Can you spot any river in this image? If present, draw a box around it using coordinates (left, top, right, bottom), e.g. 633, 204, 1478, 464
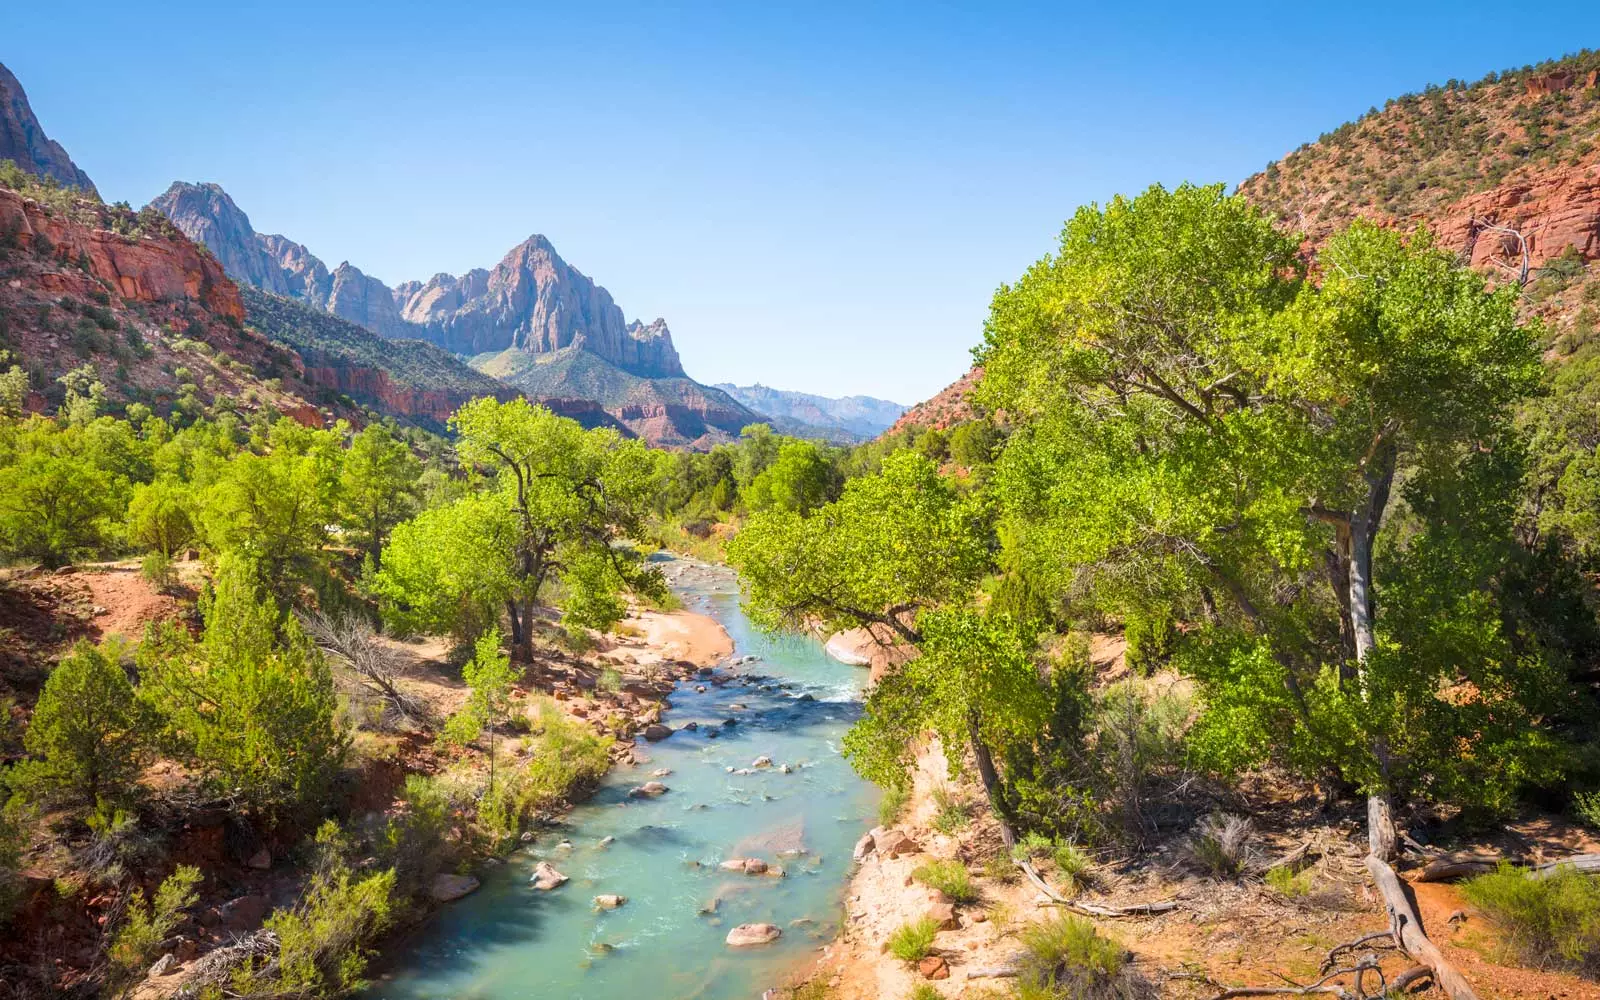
366, 555, 877, 1000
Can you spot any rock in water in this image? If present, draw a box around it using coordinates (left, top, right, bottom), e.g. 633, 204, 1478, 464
642, 723, 673, 741
852, 832, 875, 861
725, 923, 782, 947
530, 862, 569, 891
430, 874, 481, 903
629, 781, 669, 797
593, 894, 627, 909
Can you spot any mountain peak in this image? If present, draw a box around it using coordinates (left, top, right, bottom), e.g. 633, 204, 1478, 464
0, 61, 96, 195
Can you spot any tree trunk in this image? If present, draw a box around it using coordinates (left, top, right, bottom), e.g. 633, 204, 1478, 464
968, 714, 1016, 849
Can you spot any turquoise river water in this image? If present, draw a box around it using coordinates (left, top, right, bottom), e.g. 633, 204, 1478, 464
366, 556, 877, 1000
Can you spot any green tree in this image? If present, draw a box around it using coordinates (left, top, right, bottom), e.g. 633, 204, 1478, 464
433, 398, 662, 659
372, 492, 519, 643
0, 448, 121, 566
197, 420, 341, 594
338, 423, 421, 570
443, 630, 517, 790
138, 557, 348, 815
7, 639, 146, 807
729, 450, 987, 642
980, 184, 1555, 845
125, 479, 196, 557
744, 438, 836, 514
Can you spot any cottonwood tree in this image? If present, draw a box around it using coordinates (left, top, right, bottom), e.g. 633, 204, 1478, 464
730, 452, 1048, 841
379, 399, 662, 661
980, 183, 1551, 999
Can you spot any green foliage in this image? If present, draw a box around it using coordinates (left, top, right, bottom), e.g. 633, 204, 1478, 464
138, 556, 347, 815
126, 478, 196, 556
1051, 841, 1092, 891
337, 422, 420, 569
245, 822, 395, 997
0, 432, 123, 566
1573, 789, 1600, 830
476, 699, 611, 848
728, 450, 989, 639
930, 786, 972, 834
1189, 813, 1253, 877
886, 916, 940, 962
980, 184, 1563, 812
443, 631, 516, 791
1264, 865, 1312, 898
377, 774, 460, 902
1462, 863, 1600, 971
877, 784, 909, 827
912, 858, 979, 904
744, 438, 837, 514
106, 865, 201, 995
1016, 914, 1150, 1000
7, 639, 145, 807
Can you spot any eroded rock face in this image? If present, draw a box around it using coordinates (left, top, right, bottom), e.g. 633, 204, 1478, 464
725, 922, 782, 947
0, 62, 96, 194
0, 189, 243, 322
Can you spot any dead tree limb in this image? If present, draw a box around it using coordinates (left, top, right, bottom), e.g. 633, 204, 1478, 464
1016, 859, 1179, 917
1365, 853, 1478, 1000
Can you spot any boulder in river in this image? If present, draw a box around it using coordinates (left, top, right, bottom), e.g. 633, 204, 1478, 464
430, 874, 481, 903
726, 923, 782, 947
852, 832, 875, 861
642, 723, 673, 741
719, 857, 770, 875
593, 894, 627, 909
751, 755, 773, 768
630, 781, 669, 798
530, 862, 569, 890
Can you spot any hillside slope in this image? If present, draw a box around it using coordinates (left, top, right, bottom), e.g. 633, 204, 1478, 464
241, 287, 516, 429
898, 51, 1600, 434
0, 61, 95, 195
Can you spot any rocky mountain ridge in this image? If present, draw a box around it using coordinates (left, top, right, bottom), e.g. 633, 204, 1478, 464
150, 182, 687, 377
713, 383, 905, 442
0, 62, 96, 195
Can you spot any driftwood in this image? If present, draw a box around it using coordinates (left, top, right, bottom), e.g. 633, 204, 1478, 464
1415, 850, 1600, 883
1015, 859, 1179, 917
1207, 961, 1386, 1000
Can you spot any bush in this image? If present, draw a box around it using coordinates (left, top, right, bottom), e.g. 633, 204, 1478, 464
930, 786, 972, 834
476, 700, 611, 847
377, 775, 460, 902
886, 916, 940, 962
140, 550, 177, 591
1017, 914, 1152, 1000
1462, 863, 1600, 971
1264, 865, 1313, 898
7, 639, 146, 807
106, 866, 202, 994
1573, 789, 1600, 830
877, 784, 908, 827
1189, 813, 1253, 877
913, 859, 979, 904
1052, 841, 1093, 891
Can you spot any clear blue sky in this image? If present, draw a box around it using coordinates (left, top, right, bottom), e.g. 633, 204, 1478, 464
7, 2, 1597, 403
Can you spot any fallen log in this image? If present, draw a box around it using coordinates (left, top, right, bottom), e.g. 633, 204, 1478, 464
1413, 850, 1600, 883
1015, 859, 1179, 917
1531, 853, 1600, 880
1365, 852, 1477, 1000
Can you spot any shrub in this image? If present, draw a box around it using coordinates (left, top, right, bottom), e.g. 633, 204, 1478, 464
106, 865, 202, 994
1573, 789, 1600, 830
930, 786, 972, 834
7, 639, 146, 807
1189, 813, 1253, 877
377, 775, 460, 903
1264, 865, 1313, 898
1052, 841, 1093, 891
908, 986, 940, 1000
886, 916, 940, 962
1462, 863, 1600, 971
140, 550, 177, 592
476, 700, 611, 847
1017, 914, 1152, 1000
913, 859, 979, 904
877, 784, 908, 827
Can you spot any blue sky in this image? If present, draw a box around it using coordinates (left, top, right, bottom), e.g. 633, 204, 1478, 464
7, 2, 1598, 402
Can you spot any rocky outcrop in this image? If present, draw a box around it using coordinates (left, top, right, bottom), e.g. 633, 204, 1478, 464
1436, 166, 1600, 272
327, 261, 412, 338
149, 182, 288, 295
0, 188, 241, 320
0, 63, 95, 194
297, 364, 480, 424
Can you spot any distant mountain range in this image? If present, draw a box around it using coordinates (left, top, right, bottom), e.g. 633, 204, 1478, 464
713, 383, 904, 442
149, 181, 754, 447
